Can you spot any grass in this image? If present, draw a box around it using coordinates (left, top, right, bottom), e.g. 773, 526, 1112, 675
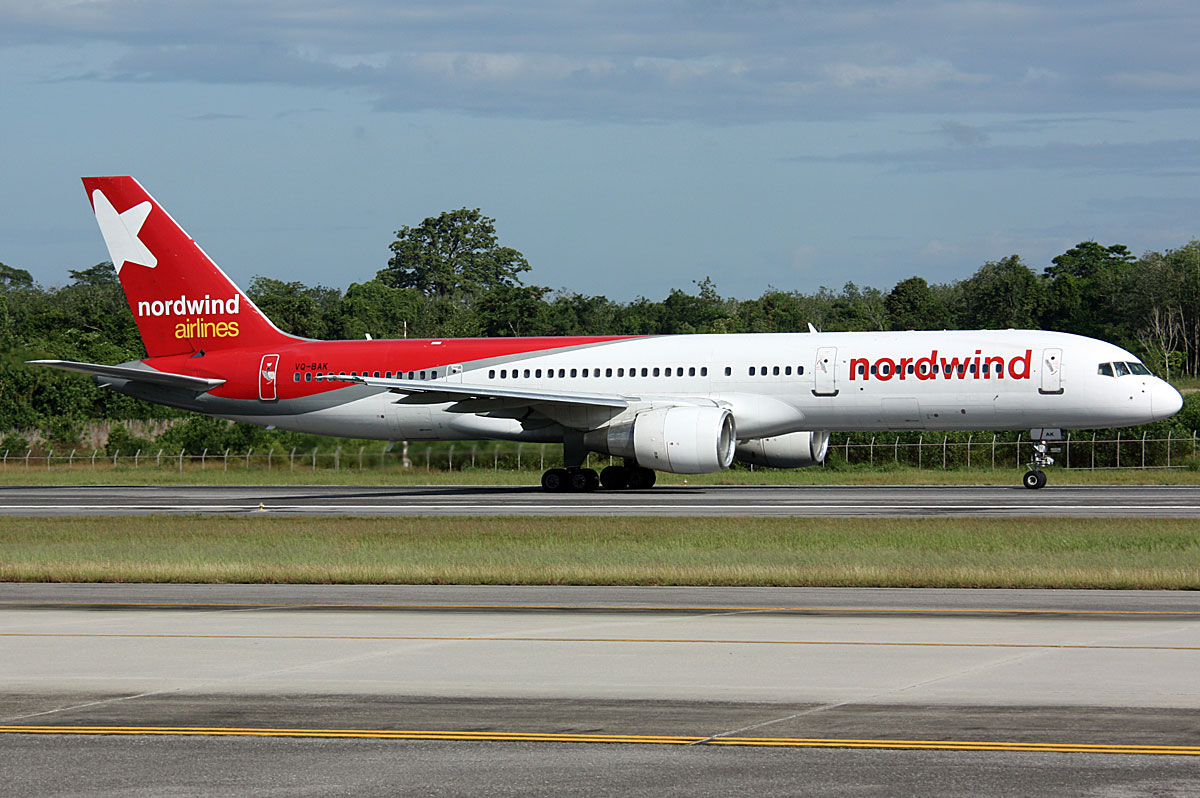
1, 463, 1199, 487
2, 515, 1198, 589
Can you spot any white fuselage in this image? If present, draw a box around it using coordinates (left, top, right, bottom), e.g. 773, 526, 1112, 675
228, 329, 1182, 443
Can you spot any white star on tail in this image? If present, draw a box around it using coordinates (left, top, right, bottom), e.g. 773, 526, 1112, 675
92, 189, 157, 273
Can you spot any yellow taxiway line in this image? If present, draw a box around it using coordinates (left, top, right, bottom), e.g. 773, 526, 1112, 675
0, 725, 1197, 756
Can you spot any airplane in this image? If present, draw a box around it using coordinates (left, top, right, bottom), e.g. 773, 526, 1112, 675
30, 176, 1184, 491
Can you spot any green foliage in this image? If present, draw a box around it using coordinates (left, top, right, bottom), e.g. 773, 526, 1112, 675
377, 208, 532, 299
1, 431, 29, 454
155, 414, 270, 455
247, 278, 341, 339
959, 255, 1044, 329
105, 423, 156, 456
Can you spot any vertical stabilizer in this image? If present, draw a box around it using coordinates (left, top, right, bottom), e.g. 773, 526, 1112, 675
82, 176, 298, 358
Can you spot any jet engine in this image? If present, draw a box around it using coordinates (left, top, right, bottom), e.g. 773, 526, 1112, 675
584, 406, 736, 474
734, 430, 829, 469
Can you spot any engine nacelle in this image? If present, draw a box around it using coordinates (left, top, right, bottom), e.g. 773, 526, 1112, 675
734, 430, 829, 469
584, 406, 736, 474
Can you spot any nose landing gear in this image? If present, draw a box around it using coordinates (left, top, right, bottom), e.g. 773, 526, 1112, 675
1022, 439, 1054, 489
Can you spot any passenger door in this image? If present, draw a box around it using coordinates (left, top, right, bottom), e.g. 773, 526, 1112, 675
813, 347, 838, 396
1039, 348, 1063, 395
258, 354, 279, 401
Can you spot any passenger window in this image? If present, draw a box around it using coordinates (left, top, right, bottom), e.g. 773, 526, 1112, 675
724, 366, 731, 376
749, 366, 756, 376
582, 368, 589, 377
653, 367, 660, 377
374, 371, 381, 378
665, 367, 672, 377
293, 373, 299, 382
571, 368, 578, 378
606, 368, 613, 377
785, 366, 792, 376
1114, 362, 1130, 377
420, 371, 426, 380
700, 367, 708, 376
689, 367, 696, 376
304, 372, 312, 382
385, 372, 392, 379
524, 369, 531, 378
760, 365, 767, 375
773, 366, 780, 376
1097, 363, 1113, 377
559, 369, 565, 378
500, 369, 507, 379
641, 368, 648, 377
535, 369, 542, 378
618, 368, 625, 377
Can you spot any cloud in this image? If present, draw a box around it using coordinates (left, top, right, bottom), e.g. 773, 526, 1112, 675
5, 0, 1200, 122
939, 120, 990, 147
789, 139, 1200, 177
189, 112, 246, 121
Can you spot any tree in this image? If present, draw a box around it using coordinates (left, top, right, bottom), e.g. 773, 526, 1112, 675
0, 263, 32, 289
885, 276, 950, 330
332, 280, 423, 340
247, 278, 341, 339
377, 208, 532, 298
959, 256, 1045, 330
1041, 241, 1135, 340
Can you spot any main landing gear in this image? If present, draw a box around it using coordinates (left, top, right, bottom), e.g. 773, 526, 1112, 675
540, 464, 657, 492
541, 434, 657, 492
1022, 439, 1054, 490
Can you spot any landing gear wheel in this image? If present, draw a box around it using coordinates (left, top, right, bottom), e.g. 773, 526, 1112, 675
599, 465, 630, 490
541, 468, 570, 492
626, 467, 657, 489
569, 468, 600, 493
1022, 469, 1047, 490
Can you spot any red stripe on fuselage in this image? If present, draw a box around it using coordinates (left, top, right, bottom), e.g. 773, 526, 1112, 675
143, 335, 647, 400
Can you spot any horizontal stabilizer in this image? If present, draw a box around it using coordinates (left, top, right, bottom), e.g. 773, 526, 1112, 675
27, 360, 225, 392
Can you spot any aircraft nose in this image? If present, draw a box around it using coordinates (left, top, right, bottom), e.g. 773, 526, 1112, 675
1152, 380, 1184, 420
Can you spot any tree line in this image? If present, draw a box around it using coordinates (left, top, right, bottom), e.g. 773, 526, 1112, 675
1, 206, 1198, 443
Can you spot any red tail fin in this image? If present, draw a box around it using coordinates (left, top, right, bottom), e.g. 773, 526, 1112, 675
82, 176, 299, 358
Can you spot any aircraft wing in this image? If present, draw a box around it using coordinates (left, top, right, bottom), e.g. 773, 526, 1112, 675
333, 374, 630, 409
28, 359, 226, 392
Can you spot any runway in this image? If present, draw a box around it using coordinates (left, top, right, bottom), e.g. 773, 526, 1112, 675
2, 483, 1199, 517
3, 585, 1199, 796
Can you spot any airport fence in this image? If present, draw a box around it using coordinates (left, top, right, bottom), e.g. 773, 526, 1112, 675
2, 431, 1197, 473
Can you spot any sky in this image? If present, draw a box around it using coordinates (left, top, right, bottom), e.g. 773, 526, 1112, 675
2, 0, 1199, 302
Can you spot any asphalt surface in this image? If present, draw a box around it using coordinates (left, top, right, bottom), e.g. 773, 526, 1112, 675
2, 483, 1199, 517
2, 585, 1199, 796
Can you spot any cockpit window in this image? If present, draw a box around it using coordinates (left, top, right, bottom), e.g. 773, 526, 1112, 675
1099, 361, 1155, 377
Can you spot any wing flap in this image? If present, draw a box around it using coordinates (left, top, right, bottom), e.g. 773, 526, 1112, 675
328, 374, 629, 409
28, 360, 225, 392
